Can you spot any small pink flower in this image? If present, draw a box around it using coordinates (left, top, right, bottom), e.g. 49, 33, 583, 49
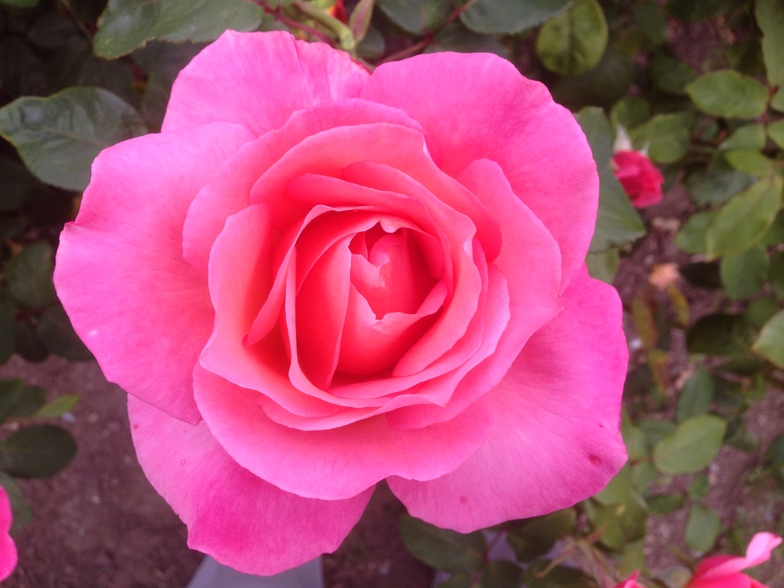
688, 532, 782, 588
611, 150, 664, 208
0, 487, 17, 582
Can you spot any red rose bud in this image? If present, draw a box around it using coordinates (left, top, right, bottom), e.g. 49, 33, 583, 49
611, 150, 664, 208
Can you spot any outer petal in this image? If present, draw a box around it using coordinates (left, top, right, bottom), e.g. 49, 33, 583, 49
360, 52, 598, 291
55, 123, 254, 424
193, 366, 494, 500
691, 533, 782, 586
128, 396, 373, 576
0, 487, 16, 582
163, 31, 369, 135
388, 273, 627, 531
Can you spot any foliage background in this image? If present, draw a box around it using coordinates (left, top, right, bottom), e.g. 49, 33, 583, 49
1, 0, 783, 586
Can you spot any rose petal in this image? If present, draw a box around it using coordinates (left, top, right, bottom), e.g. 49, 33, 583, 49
388, 272, 627, 531
55, 123, 254, 424
360, 51, 597, 291
163, 31, 368, 135
128, 396, 372, 576
693, 533, 783, 583
182, 98, 425, 275
193, 367, 494, 500
385, 158, 562, 429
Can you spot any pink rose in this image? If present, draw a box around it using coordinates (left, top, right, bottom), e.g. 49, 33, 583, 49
689, 532, 782, 588
55, 31, 627, 574
618, 533, 782, 588
0, 487, 17, 581
611, 150, 664, 208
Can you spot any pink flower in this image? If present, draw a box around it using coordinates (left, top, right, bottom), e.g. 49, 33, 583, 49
689, 532, 782, 588
611, 150, 664, 208
55, 32, 627, 575
0, 487, 17, 581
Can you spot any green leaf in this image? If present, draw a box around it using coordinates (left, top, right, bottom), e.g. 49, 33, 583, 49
584, 496, 647, 550
649, 53, 695, 95
5, 241, 55, 309
687, 313, 751, 356
400, 515, 487, 574
551, 47, 634, 110
535, 0, 608, 75
621, 411, 649, 461
763, 211, 784, 246
94, 0, 263, 59
647, 493, 684, 514
376, 0, 451, 35
724, 150, 775, 177
4, 385, 46, 419
0, 159, 36, 212
676, 365, 714, 422
523, 561, 599, 588
686, 71, 769, 119
772, 87, 784, 113
576, 108, 645, 252
756, 0, 784, 86
685, 504, 721, 552
746, 298, 780, 329
639, 419, 677, 447
631, 462, 657, 493
32, 393, 79, 419
37, 304, 93, 361
594, 465, 632, 505
506, 509, 575, 562
0, 88, 147, 191
720, 246, 768, 300
685, 167, 753, 206
585, 248, 619, 284
629, 113, 693, 164
14, 318, 49, 362
427, 24, 511, 59
770, 252, 784, 298
0, 299, 15, 365
767, 119, 784, 149
752, 310, 784, 368
0, 425, 77, 478
480, 560, 522, 588
0, 380, 25, 422
611, 97, 650, 131
460, 0, 573, 35
674, 210, 716, 254
705, 176, 783, 258
633, 0, 666, 46
767, 433, 784, 466
720, 123, 766, 151
653, 414, 726, 474
688, 474, 711, 500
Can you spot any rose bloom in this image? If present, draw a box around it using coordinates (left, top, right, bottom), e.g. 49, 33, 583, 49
617, 533, 783, 588
55, 31, 628, 574
0, 487, 17, 582
611, 150, 664, 208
